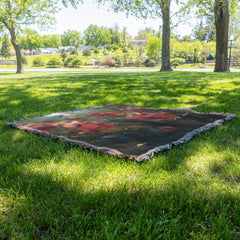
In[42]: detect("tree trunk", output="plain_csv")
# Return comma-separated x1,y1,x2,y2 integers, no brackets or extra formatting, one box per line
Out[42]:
160,0,172,71
214,0,229,72
9,27,24,73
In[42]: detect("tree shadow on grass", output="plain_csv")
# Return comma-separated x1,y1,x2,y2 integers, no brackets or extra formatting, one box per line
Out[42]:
0,71,214,119
0,140,240,239
0,71,240,239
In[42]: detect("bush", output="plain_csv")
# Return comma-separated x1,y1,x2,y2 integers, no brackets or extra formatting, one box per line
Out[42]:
193,49,199,63
103,49,108,55
60,49,68,60
71,57,83,67
208,54,215,60
94,58,101,66
133,58,143,67
102,57,116,67
129,43,134,50
173,50,187,59
82,49,91,57
47,57,63,68
126,60,134,67
64,56,83,67
70,48,78,55
122,47,128,53
33,56,45,67
200,56,207,64
123,53,130,67
106,45,112,51
144,58,156,67
112,55,123,67
94,48,99,54
64,56,75,66
170,58,185,65
112,44,119,51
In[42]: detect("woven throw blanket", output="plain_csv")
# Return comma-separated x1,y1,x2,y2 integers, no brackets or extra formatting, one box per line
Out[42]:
5,104,235,162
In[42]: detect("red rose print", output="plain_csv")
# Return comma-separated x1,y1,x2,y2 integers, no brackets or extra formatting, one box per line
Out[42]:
158,126,181,132
126,112,177,121
30,124,57,131
65,121,114,132
88,112,122,117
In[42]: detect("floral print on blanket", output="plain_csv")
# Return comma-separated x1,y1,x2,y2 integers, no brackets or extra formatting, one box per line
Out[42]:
5,104,235,162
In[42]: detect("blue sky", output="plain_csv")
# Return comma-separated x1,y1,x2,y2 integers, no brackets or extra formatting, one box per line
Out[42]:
41,1,195,37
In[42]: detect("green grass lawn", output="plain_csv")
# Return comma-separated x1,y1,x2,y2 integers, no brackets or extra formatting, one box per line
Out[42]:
0,71,239,239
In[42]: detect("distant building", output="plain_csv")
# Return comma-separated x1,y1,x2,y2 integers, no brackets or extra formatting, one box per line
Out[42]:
24,50,41,55
39,48,58,54
78,45,89,52
58,46,75,53
97,46,106,50
132,40,147,47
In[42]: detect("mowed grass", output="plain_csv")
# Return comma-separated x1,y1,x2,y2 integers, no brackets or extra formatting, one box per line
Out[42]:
0,71,239,239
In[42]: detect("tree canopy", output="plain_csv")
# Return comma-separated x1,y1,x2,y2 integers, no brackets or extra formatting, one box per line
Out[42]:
0,0,83,73
96,0,184,71
84,25,111,47
61,30,83,49
187,0,239,71
0,0,59,30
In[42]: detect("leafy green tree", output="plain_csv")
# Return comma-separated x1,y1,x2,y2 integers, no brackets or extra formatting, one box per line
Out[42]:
109,24,121,45
121,27,128,44
84,25,111,47
146,36,161,62
96,0,177,71
188,0,239,72
21,29,42,51
62,0,80,8
60,49,68,60
1,36,11,59
82,48,91,56
61,30,83,49
193,21,215,42
39,34,61,48
0,0,82,73
0,0,60,73
94,48,100,54
134,28,154,43
43,35,61,48
18,37,29,50
70,48,78,55
40,35,51,48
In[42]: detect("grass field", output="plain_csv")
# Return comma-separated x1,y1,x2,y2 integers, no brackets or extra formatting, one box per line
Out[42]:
0,71,239,239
